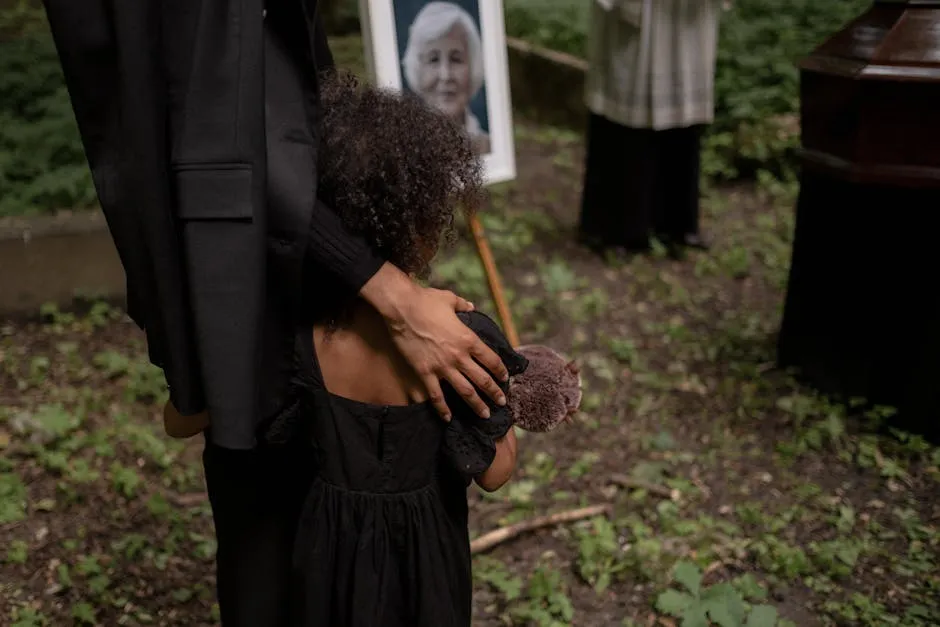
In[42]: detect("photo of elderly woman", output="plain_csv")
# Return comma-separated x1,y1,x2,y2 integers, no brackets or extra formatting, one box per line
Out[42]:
397,0,491,155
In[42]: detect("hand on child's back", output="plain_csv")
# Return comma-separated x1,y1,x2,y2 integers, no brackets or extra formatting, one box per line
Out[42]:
381,283,509,421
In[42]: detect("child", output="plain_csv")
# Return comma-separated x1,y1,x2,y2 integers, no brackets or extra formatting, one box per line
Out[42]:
287,72,526,627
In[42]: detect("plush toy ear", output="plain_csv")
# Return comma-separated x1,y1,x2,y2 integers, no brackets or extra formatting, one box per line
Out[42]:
508,345,582,433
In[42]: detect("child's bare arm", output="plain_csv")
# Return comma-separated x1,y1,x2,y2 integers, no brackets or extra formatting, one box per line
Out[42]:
475,428,517,492
163,401,209,439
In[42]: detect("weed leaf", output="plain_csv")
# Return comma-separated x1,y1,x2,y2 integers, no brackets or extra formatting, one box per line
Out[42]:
656,589,694,617
674,561,703,596
746,604,780,627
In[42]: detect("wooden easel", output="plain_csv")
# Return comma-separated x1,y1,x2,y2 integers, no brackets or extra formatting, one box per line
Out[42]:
467,213,519,347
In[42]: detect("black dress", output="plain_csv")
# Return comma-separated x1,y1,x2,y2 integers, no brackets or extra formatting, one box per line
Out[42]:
579,112,704,251
290,312,528,627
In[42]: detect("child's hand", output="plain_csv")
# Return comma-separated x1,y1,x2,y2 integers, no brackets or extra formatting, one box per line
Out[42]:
163,401,209,439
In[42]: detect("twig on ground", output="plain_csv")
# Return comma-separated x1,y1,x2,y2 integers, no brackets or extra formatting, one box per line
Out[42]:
170,491,208,507
703,560,727,580
702,558,745,583
690,476,711,499
470,504,610,555
609,474,680,501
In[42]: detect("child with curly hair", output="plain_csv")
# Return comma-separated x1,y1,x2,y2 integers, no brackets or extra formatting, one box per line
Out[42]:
284,72,528,627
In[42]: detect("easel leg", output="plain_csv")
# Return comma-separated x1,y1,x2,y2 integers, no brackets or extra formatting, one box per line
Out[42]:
468,213,520,347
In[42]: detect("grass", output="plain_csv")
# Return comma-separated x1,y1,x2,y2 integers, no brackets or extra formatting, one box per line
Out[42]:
2,118,938,627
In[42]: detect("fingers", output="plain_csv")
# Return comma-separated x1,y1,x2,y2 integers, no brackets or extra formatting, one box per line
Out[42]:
453,296,475,312
469,335,509,383
441,367,491,419
458,355,507,408
434,287,473,313
421,376,452,422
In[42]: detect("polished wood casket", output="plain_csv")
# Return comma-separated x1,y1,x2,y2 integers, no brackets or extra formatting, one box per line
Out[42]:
777,0,940,440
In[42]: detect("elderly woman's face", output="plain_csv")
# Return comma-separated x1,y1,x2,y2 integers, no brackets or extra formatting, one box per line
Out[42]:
416,24,472,122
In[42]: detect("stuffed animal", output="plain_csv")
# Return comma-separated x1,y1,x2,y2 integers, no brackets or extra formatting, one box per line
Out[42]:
509,345,582,433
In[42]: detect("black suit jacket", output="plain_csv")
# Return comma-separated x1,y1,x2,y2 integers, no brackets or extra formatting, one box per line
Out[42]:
43,0,383,448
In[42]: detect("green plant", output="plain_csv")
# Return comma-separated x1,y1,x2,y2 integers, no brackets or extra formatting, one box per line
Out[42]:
0,472,28,524
9,606,49,627
5,539,28,564
473,556,524,602
574,516,628,593
508,566,575,627
655,561,782,627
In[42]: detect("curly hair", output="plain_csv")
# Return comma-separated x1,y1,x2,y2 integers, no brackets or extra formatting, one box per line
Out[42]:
316,71,483,281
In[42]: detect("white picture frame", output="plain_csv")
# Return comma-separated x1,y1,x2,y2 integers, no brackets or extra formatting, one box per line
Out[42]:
358,0,517,186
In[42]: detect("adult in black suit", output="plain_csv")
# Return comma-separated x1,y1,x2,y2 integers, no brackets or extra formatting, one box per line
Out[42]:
42,0,509,624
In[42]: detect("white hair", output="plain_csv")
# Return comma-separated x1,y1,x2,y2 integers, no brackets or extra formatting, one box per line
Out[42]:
401,2,485,99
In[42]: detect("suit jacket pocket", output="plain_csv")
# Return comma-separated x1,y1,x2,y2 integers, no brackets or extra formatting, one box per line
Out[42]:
173,165,254,221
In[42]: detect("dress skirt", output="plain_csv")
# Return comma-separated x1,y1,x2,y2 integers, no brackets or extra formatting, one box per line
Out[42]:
289,392,474,627
579,112,704,250
288,311,525,626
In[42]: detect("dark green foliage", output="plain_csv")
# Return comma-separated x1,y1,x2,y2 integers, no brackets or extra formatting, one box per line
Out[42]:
319,0,362,36
504,0,588,61
706,0,870,180
0,5,95,217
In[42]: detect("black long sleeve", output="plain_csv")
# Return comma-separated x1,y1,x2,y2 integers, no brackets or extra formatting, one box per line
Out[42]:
308,198,385,292
265,0,384,294
306,9,382,291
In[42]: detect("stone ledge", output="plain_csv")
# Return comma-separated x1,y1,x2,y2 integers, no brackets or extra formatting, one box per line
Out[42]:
0,210,125,316
0,209,109,241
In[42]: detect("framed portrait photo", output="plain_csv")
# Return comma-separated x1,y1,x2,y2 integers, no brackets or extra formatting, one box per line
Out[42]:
359,0,517,186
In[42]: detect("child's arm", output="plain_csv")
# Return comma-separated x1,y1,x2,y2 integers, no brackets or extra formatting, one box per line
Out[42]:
163,400,209,439
475,428,518,492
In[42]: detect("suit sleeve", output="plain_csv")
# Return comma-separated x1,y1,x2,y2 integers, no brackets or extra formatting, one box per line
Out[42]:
306,12,384,292
306,198,386,293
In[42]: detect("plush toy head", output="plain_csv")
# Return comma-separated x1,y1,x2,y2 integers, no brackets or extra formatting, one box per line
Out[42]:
508,345,582,432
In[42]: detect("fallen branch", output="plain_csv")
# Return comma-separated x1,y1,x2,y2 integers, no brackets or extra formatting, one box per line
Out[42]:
470,504,610,555
609,474,680,501
170,491,208,507
703,560,728,580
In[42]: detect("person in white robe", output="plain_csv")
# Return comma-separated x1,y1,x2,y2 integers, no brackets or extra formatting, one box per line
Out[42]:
580,0,722,255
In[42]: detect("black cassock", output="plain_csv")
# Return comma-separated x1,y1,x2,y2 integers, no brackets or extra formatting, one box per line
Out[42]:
42,0,383,449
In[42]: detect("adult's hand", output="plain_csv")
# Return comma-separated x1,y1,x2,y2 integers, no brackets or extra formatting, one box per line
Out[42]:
360,263,509,420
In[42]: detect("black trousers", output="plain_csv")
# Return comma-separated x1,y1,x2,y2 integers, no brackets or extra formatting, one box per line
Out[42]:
579,113,704,249
203,439,316,626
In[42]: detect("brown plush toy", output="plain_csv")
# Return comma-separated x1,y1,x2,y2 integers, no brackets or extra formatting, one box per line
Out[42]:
508,345,582,432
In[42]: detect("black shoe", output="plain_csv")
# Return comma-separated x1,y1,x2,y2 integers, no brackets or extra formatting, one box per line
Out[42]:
655,232,710,255
577,234,608,256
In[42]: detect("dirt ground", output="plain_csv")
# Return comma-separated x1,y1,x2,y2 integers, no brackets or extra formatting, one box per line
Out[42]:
2,120,938,627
